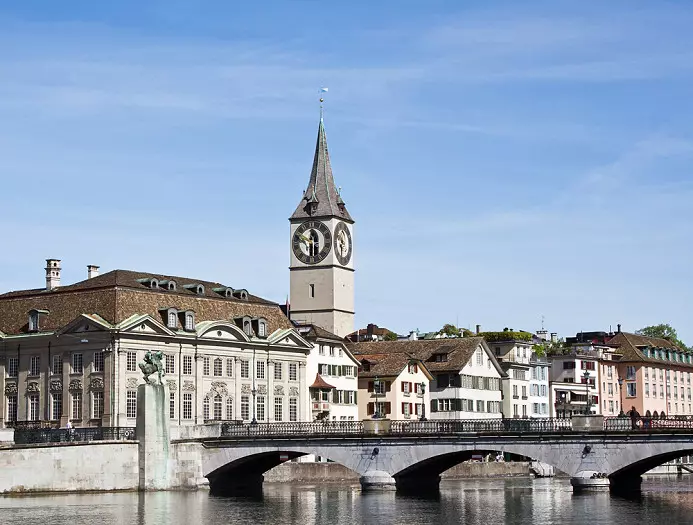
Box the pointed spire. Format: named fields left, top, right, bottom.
left=291, top=117, right=353, bottom=222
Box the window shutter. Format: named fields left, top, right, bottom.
left=409, top=403, right=413, bottom=413
left=401, top=402, right=405, bottom=413
left=401, top=382, right=405, bottom=392
left=385, top=381, right=391, bottom=392
left=408, top=382, right=413, bottom=392
left=368, top=381, right=374, bottom=392
left=385, top=402, right=391, bottom=415
left=414, top=364, right=418, bottom=373
left=367, top=402, right=374, bottom=415
left=431, top=399, right=438, bottom=412
left=414, top=383, right=418, bottom=394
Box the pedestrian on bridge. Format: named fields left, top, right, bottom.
left=629, top=406, right=641, bottom=430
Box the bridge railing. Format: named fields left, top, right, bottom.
left=221, top=421, right=365, bottom=437
left=14, top=426, right=137, bottom=445
left=390, top=418, right=572, bottom=434
left=604, top=416, right=693, bottom=432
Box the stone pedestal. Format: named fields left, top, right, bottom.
left=363, top=419, right=391, bottom=435
left=136, top=383, right=170, bottom=491
left=572, top=414, right=604, bottom=431
left=570, top=473, right=610, bottom=491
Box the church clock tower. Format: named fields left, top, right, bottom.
left=289, top=115, right=354, bottom=337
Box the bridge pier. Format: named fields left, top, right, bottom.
left=208, top=473, right=265, bottom=497
left=359, top=470, right=396, bottom=491
left=608, top=475, right=642, bottom=495
left=395, top=475, right=441, bottom=495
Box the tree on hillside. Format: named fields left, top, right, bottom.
left=438, top=324, right=461, bottom=337
left=636, top=324, right=689, bottom=350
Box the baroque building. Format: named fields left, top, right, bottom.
left=0, top=261, right=313, bottom=428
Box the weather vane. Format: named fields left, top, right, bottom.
left=320, top=87, right=328, bottom=120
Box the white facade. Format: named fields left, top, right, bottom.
left=430, top=343, right=504, bottom=420
left=528, top=357, right=550, bottom=418
left=549, top=354, right=600, bottom=416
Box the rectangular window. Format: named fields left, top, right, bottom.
left=257, top=396, right=265, bottom=421
left=126, top=352, right=137, bottom=372
left=319, top=346, right=325, bottom=356
left=274, top=397, right=283, bottom=422
left=644, top=368, right=649, bottom=380
left=213, top=358, right=222, bottom=377
left=183, top=393, right=193, bottom=420
left=256, top=361, right=265, bottom=379
left=329, top=347, right=335, bottom=357
left=6, top=357, right=18, bottom=378
left=608, top=383, right=613, bottom=395
left=169, top=392, right=176, bottom=420
left=226, top=398, right=233, bottom=420
left=203, top=357, right=210, bottom=376
left=92, top=391, right=104, bottom=419
left=241, top=361, right=249, bottom=379
left=165, top=355, right=175, bottom=375
left=241, top=395, right=250, bottom=421
left=213, top=396, right=222, bottom=420
left=289, top=398, right=298, bottom=422
left=6, top=395, right=17, bottom=422
left=626, top=382, right=637, bottom=398
left=309, top=284, right=315, bottom=298
left=72, top=391, right=83, bottom=420
left=522, top=404, right=527, bottom=417
left=126, top=391, right=136, bottom=418
left=27, top=393, right=39, bottom=421
left=29, top=356, right=41, bottom=376
left=183, top=355, right=193, bottom=375
left=274, top=362, right=282, bottom=380
left=521, top=385, right=527, bottom=398
left=289, top=363, right=298, bottom=381
left=227, top=359, right=234, bottom=377
left=626, top=366, right=636, bottom=380
left=51, top=393, right=62, bottom=420
left=563, top=362, right=576, bottom=369
left=476, top=350, right=483, bottom=366
left=645, top=383, right=649, bottom=397
left=93, top=351, right=104, bottom=373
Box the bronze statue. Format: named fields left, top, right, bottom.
left=139, top=350, right=165, bottom=385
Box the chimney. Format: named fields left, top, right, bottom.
left=367, top=323, right=375, bottom=338
left=45, top=259, right=61, bottom=290
left=617, top=324, right=621, bottom=333
left=87, top=265, right=100, bottom=279
left=550, top=332, right=557, bottom=343
left=475, top=324, right=481, bottom=334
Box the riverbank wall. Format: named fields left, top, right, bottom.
left=263, top=461, right=531, bottom=483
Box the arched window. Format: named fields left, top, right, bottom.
left=203, top=396, right=210, bottom=420
left=168, top=311, right=177, bottom=329
left=309, top=229, right=319, bottom=256
left=213, top=394, right=222, bottom=420
left=226, top=397, right=234, bottom=420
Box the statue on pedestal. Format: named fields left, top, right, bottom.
left=139, top=350, right=165, bottom=385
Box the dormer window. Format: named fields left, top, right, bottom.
left=137, top=278, right=159, bottom=289
left=252, top=318, right=268, bottom=338
left=159, top=280, right=177, bottom=291
left=233, top=289, right=249, bottom=301
left=184, top=311, right=195, bottom=331
left=168, top=310, right=177, bottom=329
left=184, top=283, right=205, bottom=296
left=213, top=287, right=234, bottom=298
left=29, top=311, right=39, bottom=332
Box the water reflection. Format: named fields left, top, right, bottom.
left=1, top=478, right=693, bottom=525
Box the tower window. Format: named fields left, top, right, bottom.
left=309, top=284, right=315, bottom=298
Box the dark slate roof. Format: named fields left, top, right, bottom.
left=290, top=118, right=353, bottom=222
left=294, top=323, right=344, bottom=342
left=0, top=269, right=291, bottom=335
left=609, top=332, right=693, bottom=367
left=347, top=338, right=490, bottom=373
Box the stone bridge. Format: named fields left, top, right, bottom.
left=193, top=418, right=693, bottom=495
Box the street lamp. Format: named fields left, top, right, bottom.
left=419, top=382, right=427, bottom=421
left=583, top=370, right=591, bottom=415
left=617, top=377, right=624, bottom=416
left=373, top=376, right=381, bottom=419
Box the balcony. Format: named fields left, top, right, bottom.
left=311, top=402, right=330, bottom=412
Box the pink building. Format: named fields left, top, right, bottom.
left=609, top=331, right=693, bottom=417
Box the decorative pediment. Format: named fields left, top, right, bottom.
left=209, top=381, right=228, bottom=397
left=50, top=380, right=63, bottom=392
left=26, top=382, right=40, bottom=393
left=90, top=377, right=104, bottom=390
left=56, top=313, right=112, bottom=336
left=196, top=321, right=250, bottom=342
left=5, top=383, right=17, bottom=395
left=267, top=328, right=312, bottom=350
left=116, top=314, right=176, bottom=336
left=69, top=379, right=82, bottom=391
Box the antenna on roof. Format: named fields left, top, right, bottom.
left=541, top=315, right=545, bottom=331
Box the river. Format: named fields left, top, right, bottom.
left=2, top=477, right=693, bottom=524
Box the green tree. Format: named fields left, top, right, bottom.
left=636, top=324, right=688, bottom=350
left=438, top=324, right=461, bottom=337
left=383, top=331, right=398, bottom=341
left=533, top=338, right=568, bottom=357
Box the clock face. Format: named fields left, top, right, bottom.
left=334, top=222, right=352, bottom=266
left=292, top=221, right=332, bottom=265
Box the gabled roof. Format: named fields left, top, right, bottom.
left=310, top=373, right=336, bottom=389
left=609, top=331, right=692, bottom=367
left=290, top=118, right=353, bottom=222
left=356, top=353, right=432, bottom=380
left=348, top=337, right=502, bottom=375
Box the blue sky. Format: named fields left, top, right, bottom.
left=0, top=1, right=691, bottom=343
